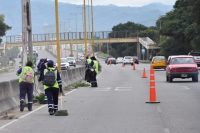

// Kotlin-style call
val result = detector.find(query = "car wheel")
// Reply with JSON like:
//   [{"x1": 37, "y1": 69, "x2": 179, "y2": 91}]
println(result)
[
  {"x1": 169, "y1": 76, "x2": 173, "y2": 82},
  {"x1": 192, "y1": 75, "x2": 198, "y2": 82},
  {"x1": 166, "y1": 75, "x2": 169, "y2": 82}
]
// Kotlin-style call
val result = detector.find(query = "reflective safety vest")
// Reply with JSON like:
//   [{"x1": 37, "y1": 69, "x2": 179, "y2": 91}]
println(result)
[
  {"x1": 93, "y1": 60, "x2": 99, "y2": 74},
  {"x1": 87, "y1": 58, "x2": 92, "y2": 64},
  {"x1": 19, "y1": 66, "x2": 34, "y2": 83},
  {"x1": 43, "y1": 67, "x2": 59, "y2": 90}
]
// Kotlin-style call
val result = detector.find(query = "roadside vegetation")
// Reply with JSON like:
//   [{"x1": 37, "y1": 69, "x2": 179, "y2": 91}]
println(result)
[
  {"x1": 98, "y1": 0, "x2": 200, "y2": 58},
  {"x1": 157, "y1": 0, "x2": 200, "y2": 57},
  {"x1": 0, "y1": 15, "x2": 11, "y2": 44}
]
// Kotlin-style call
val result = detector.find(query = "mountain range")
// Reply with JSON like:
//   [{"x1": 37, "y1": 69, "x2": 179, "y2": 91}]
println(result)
[{"x1": 0, "y1": 0, "x2": 173, "y2": 35}]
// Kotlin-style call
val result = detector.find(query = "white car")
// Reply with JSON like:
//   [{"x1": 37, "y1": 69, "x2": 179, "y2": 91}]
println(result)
[
  {"x1": 123, "y1": 56, "x2": 133, "y2": 65},
  {"x1": 116, "y1": 57, "x2": 124, "y2": 64},
  {"x1": 60, "y1": 58, "x2": 70, "y2": 70},
  {"x1": 66, "y1": 57, "x2": 76, "y2": 67}
]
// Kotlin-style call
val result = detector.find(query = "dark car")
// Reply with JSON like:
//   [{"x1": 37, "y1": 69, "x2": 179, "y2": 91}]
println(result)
[{"x1": 166, "y1": 55, "x2": 198, "y2": 82}]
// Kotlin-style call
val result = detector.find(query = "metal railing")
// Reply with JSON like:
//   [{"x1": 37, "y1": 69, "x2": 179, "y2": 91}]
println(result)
[{"x1": 5, "y1": 31, "x2": 139, "y2": 44}]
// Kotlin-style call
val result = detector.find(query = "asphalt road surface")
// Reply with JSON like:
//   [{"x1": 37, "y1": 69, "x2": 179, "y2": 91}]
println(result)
[{"x1": 0, "y1": 62, "x2": 200, "y2": 133}]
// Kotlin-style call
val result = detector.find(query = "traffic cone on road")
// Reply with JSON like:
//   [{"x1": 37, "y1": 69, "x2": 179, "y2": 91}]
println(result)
[
  {"x1": 132, "y1": 63, "x2": 136, "y2": 70},
  {"x1": 146, "y1": 65, "x2": 160, "y2": 104},
  {"x1": 142, "y1": 68, "x2": 147, "y2": 78},
  {"x1": 109, "y1": 60, "x2": 112, "y2": 65},
  {"x1": 122, "y1": 63, "x2": 125, "y2": 68}
]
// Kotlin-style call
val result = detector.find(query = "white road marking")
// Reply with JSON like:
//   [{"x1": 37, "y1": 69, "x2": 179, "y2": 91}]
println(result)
[
  {"x1": 0, "y1": 89, "x2": 77, "y2": 130},
  {"x1": 164, "y1": 128, "x2": 170, "y2": 133},
  {"x1": 115, "y1": 87, "x2": 132, "y2": 91},
  {"x1": 181, "y1": 86, "x2": 191, "y2": 90},
  {"x1": 94, "y1": 87, "x2": 112, "y2": 91}
]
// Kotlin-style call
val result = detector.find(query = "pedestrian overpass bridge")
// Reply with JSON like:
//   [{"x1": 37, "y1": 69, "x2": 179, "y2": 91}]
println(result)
[{"x1": 0, "y1": 31, "x2": 159, "y2": 59}]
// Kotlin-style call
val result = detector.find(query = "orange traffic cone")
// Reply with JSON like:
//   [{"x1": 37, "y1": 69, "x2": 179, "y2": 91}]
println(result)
[
  {"x1": 122, "y1": 63, "x2": 125, "y2": 68},
  {"x1": 142, "y1": 68, "x2": 147, "y2": 78},
  {"x1": 132, "y1": 63, "x2": 136, "y2": 70},
  {"x1": 146, "y1": 65, "x2": 160, "y2": 103},
  {"x1": 109, "y1": 60, "x2": 112, "y2": 65}
]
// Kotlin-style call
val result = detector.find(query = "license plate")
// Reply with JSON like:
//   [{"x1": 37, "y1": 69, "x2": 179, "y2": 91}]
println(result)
[{"x1": 181, "y1": 74, "x2": 187, "y2": 77}]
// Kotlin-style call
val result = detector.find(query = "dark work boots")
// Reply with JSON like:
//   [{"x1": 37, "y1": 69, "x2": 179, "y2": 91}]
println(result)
[
  {"x1": 20, "y1": 100, "x2": 25, "y2": 112},
  {"x1": 49, "y1": 108, "x2": 54, "y2": 115},
  {"x1": 28, "y1": 103, "x2": 32, "y2": 111}
]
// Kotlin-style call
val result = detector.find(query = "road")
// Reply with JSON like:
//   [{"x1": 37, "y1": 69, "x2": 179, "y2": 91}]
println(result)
[
  {"x1": 0, "y1": 62, "x2": 200, "y2": 133},
  {"x1": 0, "y1": 49, "x2": 82, "y2": 82}
]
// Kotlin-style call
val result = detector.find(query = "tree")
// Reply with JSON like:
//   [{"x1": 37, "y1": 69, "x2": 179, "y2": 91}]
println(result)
[
  {"x1": 156, "y1": 0, "x2": 200, "y2": 56},
  {"x1": 0, "y1": 15, "x2": 11, "y2": 44},
  {"x1": 105, "y1": 21, "x2": 159, "y2": 57}
]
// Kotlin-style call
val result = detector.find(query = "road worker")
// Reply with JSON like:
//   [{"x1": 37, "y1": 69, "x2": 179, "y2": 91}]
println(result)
[
  {"x1": 18, "y1": 61, "x2": 34, "y2": 112},
  {"x1": 85, "y1": 56, "x2": 93, "y2": 83},
  {"x1": 41, "y1": 60, "x2": 62, "y2": 115},
  {"x1": 90, "y1": 56, "x2": 99, "y2": 87}
]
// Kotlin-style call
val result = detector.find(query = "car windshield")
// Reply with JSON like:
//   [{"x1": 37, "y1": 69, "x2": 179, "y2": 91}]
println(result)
[
  {"x1": 170, "y1": 57, "x2": 195, "y2": 64},
  {"x1": 61, "y1": 58, "x2": 67, "y2": 63},
  {"x1": 124, "y1": 56, "x2": 132, "y2": 59},
  {"x1": 66, "y1": 57, "x2": 75, "y2": 61},
  {"x1": 154, "y1": 56, "x2": 165, "y2": 60}
]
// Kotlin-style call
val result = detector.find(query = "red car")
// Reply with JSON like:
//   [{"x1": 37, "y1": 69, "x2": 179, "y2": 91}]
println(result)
[{"x1": 166, "y1": 55, "x2": 199, "y2": 82}]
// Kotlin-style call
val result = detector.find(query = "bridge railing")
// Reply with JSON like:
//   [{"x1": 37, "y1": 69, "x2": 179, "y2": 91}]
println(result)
[{"x1": 5, "y1": 31, "x2": 138, "y2": 44}]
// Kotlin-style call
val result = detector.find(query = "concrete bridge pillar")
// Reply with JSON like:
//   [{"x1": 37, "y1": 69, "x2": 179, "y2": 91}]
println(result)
[{"x1": 137, "y1": 42, "x2": 141, "y2": 60}]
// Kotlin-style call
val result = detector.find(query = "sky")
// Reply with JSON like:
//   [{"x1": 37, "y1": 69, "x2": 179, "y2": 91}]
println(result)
[{"x1": 57, "y1": 0, "x2": 177, "y2": 6}]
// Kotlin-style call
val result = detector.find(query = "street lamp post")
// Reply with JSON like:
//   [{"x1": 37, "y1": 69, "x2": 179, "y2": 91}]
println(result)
[
  {"x1": 91, "y1": 0, "x2": 95, "y2": 56},
  {"x1": 83, "y1": 0, "x2": 87, "y2": 57},
  {"x1": 55, "y1": 0, "x2": 61, "y2": 70}
]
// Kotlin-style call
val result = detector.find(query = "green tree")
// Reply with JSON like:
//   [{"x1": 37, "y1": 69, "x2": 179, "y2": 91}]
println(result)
[
  {"x1": 0, "y1": 15, "x2": 11, "y2": 43},
  {"x1": 157, "y1": 0, "x2": 200, "y2": 56},
  {"x1": 105, "y1": 21, "x2": 159, "y2": 57}
]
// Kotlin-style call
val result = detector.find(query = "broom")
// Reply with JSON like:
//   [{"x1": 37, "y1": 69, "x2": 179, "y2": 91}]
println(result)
[{"x1": 55, "y1": 88, "x2": 68, "y2": 116}]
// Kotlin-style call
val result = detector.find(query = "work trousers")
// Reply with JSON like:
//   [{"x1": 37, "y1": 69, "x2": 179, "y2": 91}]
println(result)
[
  {"x1": 19, "y1": 82, "x2": 34, "y2": 104},
  {"x1": 45, "y1": 87, "x2": 59, "y2": 112}
]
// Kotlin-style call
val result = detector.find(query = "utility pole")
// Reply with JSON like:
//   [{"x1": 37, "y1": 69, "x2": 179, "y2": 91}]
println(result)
[
  {"x1": 91, "y1": 0, "x2": 95, "y2": 56},
  {"x1": 21, "y1": 0, "x2": 32, "y2": 66},
  {"x1": 83, "y1": 0, "x2": 87, "y2": 57},
  {"x1": 55, "y1": 0, "x2": 61, "y2": 70}
]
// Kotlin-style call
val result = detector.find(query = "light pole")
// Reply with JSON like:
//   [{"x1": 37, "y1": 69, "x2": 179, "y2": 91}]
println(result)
[
  {"x1": 83, "y1": 0, "x2": 87, "y2": 57},
  {"x1": 91, "y1": 0, "x2": 95, "y2": 56},
  {"x1": 55, "y1": 0, "x2": 61, "y2": 70}
]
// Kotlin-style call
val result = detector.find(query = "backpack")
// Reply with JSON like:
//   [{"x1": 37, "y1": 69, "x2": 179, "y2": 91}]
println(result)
[
  {"x1": 43, "y1": 69, "x2": 56, "y2": 86},
  {"x1": 22, "y1": 71, "x2": 34, "y2": 83}
]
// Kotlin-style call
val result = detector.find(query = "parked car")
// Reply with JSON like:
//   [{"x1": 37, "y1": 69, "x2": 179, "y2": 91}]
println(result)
[
  {"x1": 107, "y1": 58, "x2": 116, "y2": 65},
  {"x1": 60, "y1": 58, "x2": 70, "y2": 70},
  {"x1": 166, "y1": 55, "x2": 198, "y2": 82},
  {"x1": 151, "y1": 56, "x2": 167, "y2": 69},
  {"x1": 123, "y1": 56, "x2": 133, "y2": 65},
  {"x1": 116, "y1": 57, "x2": 124, "y2": 64},
  {"x1": 188, "y1": 51, "x2": 200, "y2": 67},
  {"x1": 66, "y1": 57, "x2": 76, "y2": 67}
]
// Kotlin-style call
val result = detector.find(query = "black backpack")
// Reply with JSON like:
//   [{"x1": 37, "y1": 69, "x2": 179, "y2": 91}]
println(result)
[{"x1": 43, "y1": 69, "x2": 56, "y2": 86}]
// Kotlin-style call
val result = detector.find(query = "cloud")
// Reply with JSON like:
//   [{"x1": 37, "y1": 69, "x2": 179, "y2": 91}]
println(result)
[{"x1": 58, "y1": 0, "x2": 176, "y2": 6}]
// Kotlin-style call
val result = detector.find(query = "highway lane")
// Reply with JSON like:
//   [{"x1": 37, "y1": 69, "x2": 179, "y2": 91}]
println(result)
[
  {"x1": 0, "y1": 49, "x2": 83, "y2": 82},
  {"x1": 1, "y1": 62, "x2": 200, "y2": 133}
]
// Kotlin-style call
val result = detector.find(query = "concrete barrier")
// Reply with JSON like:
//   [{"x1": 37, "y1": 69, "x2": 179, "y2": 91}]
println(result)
[{"x1": 0, "y1": 66, "x2": 85, "y2": 114}]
